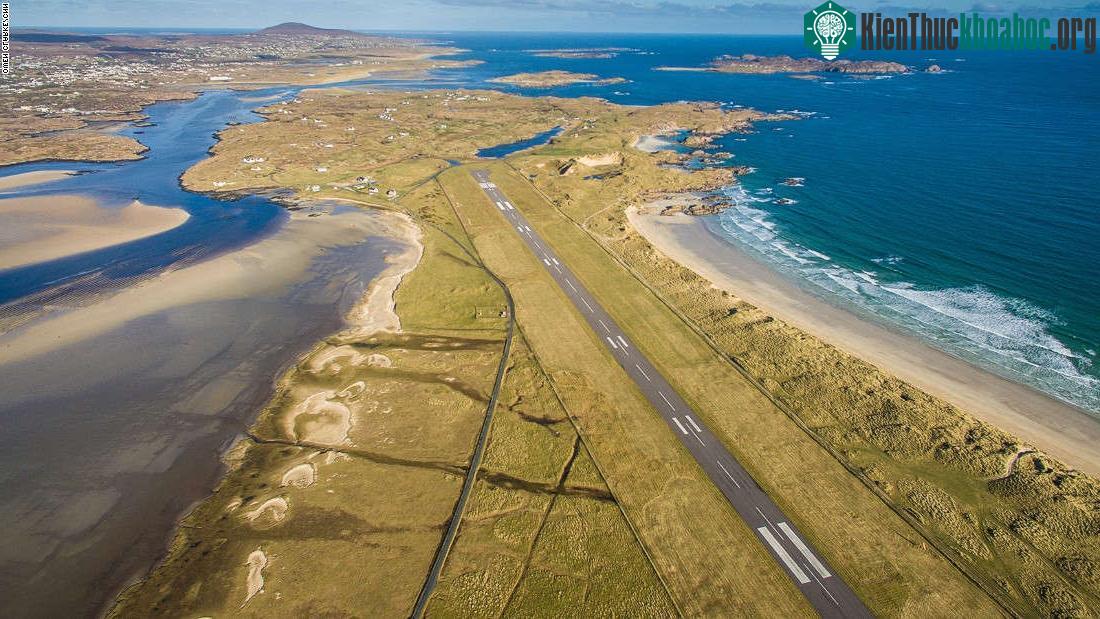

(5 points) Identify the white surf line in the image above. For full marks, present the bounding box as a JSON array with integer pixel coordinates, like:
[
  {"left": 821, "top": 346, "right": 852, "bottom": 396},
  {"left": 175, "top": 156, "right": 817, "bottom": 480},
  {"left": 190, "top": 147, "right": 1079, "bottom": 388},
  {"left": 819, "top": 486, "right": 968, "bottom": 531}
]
[
  {"left": 658, "top": 391, "right": 676, "bottom": 411},
  {"left": 778, "top": 522, "right": 831, "bottom": 579},
  {"left": 685, "top": 415, "right": 702, "bottom": 433},
  {"left": 616, "top": 335, "right": 629, "bottom": 349},
  {"left": 757, "top": 527, "right": 811, "bottom": 584},
  {"left": 635, "top": 363, "right": 651, "bottom": 381},
  {"left": 672, "top": 417, "right": 689, "bottom": 435},
  {"left": 598, "top": 319, "right": 610, "bottom": 333},
  {"left": 716, "top": 460, "right": 742, "bottom": 488},
  {"left": 606, "top": 336, "right": 619, "bottom": 349}
]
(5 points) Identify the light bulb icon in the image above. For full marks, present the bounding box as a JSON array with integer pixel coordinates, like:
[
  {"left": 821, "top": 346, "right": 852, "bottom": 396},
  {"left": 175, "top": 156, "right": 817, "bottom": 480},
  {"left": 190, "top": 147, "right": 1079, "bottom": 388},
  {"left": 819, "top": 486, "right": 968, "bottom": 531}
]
[{"left": 812, "top": 7, "right": 846, "bottom": 59}]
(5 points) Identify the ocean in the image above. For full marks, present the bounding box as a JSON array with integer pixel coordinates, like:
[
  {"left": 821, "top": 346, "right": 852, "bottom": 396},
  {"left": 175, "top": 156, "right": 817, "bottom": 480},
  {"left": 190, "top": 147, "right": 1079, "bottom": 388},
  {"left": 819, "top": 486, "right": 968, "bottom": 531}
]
[{"left": 416, "top": 32, "right": 1100, "bottom": 414}]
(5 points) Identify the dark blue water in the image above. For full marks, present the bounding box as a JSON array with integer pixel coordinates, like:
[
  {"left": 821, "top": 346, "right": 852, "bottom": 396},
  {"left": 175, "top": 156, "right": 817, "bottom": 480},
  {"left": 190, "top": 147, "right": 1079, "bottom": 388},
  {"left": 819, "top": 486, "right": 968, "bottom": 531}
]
[
  {"left": 0, "top": 90, "right": 294, "bottom": 307},
  {"left": 420, "top": 33, "right": 1100, "bottom": 412},
  {"left": 477, "top": 126, "right": 563, "bottom": 158}
]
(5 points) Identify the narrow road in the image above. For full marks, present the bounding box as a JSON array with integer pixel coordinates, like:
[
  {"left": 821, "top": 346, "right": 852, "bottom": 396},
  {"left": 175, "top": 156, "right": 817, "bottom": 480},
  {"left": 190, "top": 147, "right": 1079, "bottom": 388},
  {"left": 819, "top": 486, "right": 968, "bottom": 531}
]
[
  {"left": 472, "top": 170, "right": 871, "bottom": 618},
  {"left": 410, "top": 220, "right": 516, "bottom": 619}
]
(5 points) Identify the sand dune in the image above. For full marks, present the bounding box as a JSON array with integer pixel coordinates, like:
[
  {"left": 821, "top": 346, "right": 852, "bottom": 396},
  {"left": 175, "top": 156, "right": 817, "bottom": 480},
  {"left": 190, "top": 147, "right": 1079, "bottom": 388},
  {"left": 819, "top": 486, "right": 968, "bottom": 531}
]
[{"left": 0, "top": 194, "right": 190, "bottom": 270}]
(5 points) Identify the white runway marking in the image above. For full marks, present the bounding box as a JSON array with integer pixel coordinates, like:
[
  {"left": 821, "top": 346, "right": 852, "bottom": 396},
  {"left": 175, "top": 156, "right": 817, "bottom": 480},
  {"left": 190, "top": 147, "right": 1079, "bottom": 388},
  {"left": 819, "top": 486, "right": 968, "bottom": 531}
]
[
  {"left": 672, "top": 418, "right": 689, "bottom": 435},
  {"left": 566, "top": 280, "right": 577, "bottom": 292},
  {"left": 635, "top": 363, "right": 651, "bottom": 381},
  {"left": 598, "top": 319, "right": 610, "bottom": 333},
  {"left": 617, "top": 335, "right": 628, "bottom": 349},
  {"left": 551, "top": 257, "right": 559, "bottom": 265},
  {"left": 606, "top": 336, "right": 618, "bottom": 349},
  {"left": 543, "top": 258, "right": 550, "bottom": 266},
  {"left": 778, "top": 522, "right": 831, "bottom": 579},
  {"left": 758, "top": 527, "right": 811, "bottom": 584},
  {"left": 581, "top": 298, "right": 593, "bottom": 312},
  {"left": 716, "top": 461, "right": 742, "bottom": 488},
  {"left": 658, "top": 391, "right": 676, "bottom": 411},
  {"left": 686, "top": 415, "right": 702, "bottom": 433}
]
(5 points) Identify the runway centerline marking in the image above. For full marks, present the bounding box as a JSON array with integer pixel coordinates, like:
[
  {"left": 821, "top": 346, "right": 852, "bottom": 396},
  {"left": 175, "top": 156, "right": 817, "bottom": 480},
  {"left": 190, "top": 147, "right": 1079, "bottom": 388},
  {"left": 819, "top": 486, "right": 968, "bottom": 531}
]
[
  {"left": 635, "top": 363, "right": 651, "bottom": 381},
  {"left": 716, "top": 461, "right": 742, "bottom": 488},
  {"left": 658, "top": 391, "right": 676, "bottom": 411}
]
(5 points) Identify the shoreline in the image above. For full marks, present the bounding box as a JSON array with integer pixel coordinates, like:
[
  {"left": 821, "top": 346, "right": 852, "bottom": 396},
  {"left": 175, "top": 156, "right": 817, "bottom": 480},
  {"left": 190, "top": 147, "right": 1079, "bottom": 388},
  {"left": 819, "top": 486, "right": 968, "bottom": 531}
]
[{"left": 628, "top": 207, "right": 1100, "bottom": 475}]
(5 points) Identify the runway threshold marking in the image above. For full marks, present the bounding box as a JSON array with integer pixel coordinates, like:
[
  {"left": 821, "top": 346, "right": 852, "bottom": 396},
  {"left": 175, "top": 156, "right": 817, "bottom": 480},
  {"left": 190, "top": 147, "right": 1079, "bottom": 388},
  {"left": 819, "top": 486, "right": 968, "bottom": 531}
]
[
  {"left": 616, "top": 335, "right": 629, "bottom": 348},
  {"left": 685, "top": 415, "right": 702, "bottom": 433},
  {"left": 672, "top": 418, "right": 689, "bottom": 435},
  {"left": 758, "top": 527, "right": 811, "bottom": 584},
  {"left": 778, "top": 522, "right": 832, "bottom": 579},
  {"left": 606, "top": 336, "right": 618, "bottom": 349}
]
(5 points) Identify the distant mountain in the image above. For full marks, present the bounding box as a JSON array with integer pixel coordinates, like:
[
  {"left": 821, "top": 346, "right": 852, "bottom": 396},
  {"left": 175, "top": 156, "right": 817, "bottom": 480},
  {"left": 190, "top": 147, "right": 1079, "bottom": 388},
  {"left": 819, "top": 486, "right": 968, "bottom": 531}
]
[{"left": 255, "top": 22, "right": 364, "bottom": 37}]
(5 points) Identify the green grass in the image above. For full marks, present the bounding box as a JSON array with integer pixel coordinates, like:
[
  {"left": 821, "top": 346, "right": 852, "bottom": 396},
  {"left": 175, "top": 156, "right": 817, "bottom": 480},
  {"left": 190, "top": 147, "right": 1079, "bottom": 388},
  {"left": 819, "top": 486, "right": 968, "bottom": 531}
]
[{"left": 437, "top": 164, "right": 815, "bottom": 617}]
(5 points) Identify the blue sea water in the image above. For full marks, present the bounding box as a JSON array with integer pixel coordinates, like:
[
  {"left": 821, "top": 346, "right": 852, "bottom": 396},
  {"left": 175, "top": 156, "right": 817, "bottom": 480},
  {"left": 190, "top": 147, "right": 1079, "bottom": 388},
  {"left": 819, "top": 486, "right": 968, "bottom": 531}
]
[{"left": 421, "top": 33, "right": 1100, "bottom": 413}]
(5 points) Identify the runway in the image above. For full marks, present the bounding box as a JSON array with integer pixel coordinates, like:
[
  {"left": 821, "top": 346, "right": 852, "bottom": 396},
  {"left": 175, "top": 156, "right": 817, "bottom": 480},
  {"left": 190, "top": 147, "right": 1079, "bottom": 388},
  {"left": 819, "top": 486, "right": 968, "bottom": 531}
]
[{"left": 472, "top": 169, "right": 871, "bottom": 617}]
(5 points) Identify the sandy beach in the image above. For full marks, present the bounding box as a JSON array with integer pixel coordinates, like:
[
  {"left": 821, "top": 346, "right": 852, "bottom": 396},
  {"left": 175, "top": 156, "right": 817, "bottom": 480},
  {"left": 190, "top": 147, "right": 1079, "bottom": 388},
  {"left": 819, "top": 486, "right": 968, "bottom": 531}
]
[
  {"left": 0, "top": 194, "right": 190, "bottom": 271},
  {"left": 629, "top": 207, "right": 1100, "bottom": 475}
]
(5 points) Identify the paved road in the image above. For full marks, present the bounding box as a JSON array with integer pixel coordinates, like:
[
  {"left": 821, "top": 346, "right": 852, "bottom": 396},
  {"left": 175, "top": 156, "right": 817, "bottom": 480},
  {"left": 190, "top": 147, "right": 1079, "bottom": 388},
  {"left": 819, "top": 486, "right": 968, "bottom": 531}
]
[{"left": 472, "top": 170, "right": 871, "bottom": 618}]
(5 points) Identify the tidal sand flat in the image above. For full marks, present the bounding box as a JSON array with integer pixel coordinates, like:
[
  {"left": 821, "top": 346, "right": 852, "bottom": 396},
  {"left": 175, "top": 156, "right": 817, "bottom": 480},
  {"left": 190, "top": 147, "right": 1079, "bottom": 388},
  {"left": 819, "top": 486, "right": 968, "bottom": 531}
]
[
  {"left": 0, "top": 204, "right": 415, "bottom": 618},
  {"left": 0, "top": 170, "right": 76, "bottom": 191},
  {"left": 629, "top": 207, "right": 1100, "bottom": 474},
  {"left": 0, "top": 195, "right": 190, "bottom": 271}
]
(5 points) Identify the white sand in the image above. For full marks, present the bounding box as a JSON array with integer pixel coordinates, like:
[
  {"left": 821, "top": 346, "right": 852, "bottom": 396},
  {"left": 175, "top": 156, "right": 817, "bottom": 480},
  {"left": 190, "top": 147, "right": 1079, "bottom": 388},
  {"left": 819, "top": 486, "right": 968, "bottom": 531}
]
[
  {"left": 242, "top": 548, "right": 268, "bottom": 606},
  {"left": 0, "top": 195, "right": 190, "bottom": 271},
  {"left": 628, "top": 207, "right": 1100, "bottom": 475},
  {"left": 280, "top": 463, "right": 316, "bottom": 488},
  {"left": 346, "top": 212, "right": 423, "bottom": 335},
  {"left": 246, "top": 497, "right": 288, "bottom": 524}
]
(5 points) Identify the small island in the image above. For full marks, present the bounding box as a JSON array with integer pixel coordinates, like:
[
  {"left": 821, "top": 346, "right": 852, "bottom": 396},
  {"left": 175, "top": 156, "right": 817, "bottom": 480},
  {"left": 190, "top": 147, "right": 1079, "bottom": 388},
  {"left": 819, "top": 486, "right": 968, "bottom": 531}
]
[
  {"left": 527, "top": 47, "right": 638, "bottom": 59},
  {"left": 488, "top": 70, "right": 628, "bottom": 88},
  {"left": 658, "top": 54, "right": 910, "bottom": 75}
]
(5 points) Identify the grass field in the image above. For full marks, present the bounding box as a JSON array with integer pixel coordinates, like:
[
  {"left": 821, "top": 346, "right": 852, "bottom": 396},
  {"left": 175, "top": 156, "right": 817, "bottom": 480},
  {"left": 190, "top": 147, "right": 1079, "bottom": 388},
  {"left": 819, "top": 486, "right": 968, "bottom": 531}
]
[{"left": 425, "top": 333, "right": 677, "bottom": 617}]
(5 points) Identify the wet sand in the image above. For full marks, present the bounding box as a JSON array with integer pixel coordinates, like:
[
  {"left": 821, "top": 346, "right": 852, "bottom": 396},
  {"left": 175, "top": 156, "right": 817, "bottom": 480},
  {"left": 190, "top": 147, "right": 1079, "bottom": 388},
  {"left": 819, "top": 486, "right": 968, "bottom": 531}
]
[
  {"left": 0, "top": 194, "right": 190, "bottom": 271},
  {"left": 628, "top": 207, "right": 1100, "bottom": 475},
  {"left": 0, "top": 204, "right": 418, "bottom": 618}
]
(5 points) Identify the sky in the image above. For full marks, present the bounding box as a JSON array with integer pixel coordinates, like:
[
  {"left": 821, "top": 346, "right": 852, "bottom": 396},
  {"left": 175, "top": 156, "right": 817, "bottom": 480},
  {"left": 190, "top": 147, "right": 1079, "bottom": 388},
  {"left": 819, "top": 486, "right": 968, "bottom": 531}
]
[{"left": 15, "top": 0, "right": 1094, "bottom": 33}]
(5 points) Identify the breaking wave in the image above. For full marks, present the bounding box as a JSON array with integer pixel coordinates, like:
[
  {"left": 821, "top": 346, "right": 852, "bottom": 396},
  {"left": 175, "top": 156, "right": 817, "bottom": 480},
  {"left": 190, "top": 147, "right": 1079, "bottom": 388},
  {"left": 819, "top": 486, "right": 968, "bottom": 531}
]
[{"left": 712, "top": 185, "right": 1100, "bottom": 412}]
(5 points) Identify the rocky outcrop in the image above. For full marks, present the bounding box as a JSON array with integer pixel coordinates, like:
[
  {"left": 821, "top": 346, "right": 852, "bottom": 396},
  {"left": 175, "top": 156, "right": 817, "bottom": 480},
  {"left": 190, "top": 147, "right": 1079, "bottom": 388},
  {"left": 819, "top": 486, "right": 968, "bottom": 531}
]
[{"left": 710, "top": 54, "right": 910, "bottom": 75}]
